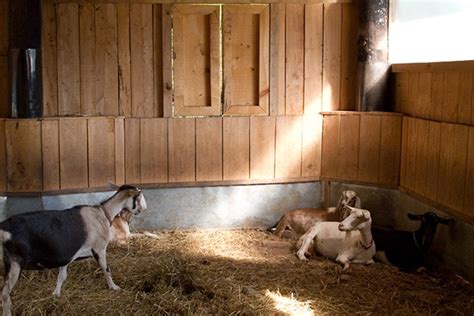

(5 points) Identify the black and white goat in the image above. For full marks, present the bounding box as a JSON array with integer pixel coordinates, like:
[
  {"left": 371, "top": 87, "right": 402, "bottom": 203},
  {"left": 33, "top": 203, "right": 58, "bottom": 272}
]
[
  {"left": 0, "top": 185, "right": 147, "bottom": 316},
  {"left": 372, "top": 212, "right": 454, "bottom": 272}
]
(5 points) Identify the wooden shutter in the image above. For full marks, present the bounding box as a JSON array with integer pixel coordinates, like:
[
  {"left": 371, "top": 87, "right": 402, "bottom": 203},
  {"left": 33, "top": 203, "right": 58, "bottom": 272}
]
[
  {"left": 173, "top": 5, "right": 220, "bottom": 116},
  {"left": 223, "top": 5, "right": 269, "bottom": 116}
]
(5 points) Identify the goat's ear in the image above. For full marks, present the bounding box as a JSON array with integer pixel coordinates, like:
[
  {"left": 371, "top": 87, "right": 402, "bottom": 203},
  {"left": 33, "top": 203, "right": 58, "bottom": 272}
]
[
  {"left": 108, "top": 182, "right": 120, "bottom": 190},
  {"left": 354, "top": 196, "right": 361, "bottom": 208},
  {"left": 407, "top": 213, "right": 422, "bottom": 221}
]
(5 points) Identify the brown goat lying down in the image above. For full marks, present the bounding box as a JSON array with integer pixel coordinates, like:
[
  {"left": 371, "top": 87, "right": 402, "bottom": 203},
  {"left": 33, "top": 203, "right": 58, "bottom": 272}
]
[
  {"left": 271, "top": 190, "right": 361, "bottom": 238},
  {"left": 109, "top": 210, "right": 158, "bottom": 244}
]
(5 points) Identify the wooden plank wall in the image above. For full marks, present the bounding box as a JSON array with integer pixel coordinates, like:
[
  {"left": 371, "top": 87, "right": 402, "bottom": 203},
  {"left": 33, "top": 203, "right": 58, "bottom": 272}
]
[
  {"left": 0, "top": 115, "right": 322, "bottom": 193},
  {"left": 392, "top": 62, "right": 474, "bottom": 126},
  {"left": 0, "top": 0, "right": 9, "bottom": 117},
  {"left": 12, "top": 1, "right": 358, "bottom": 118},
  {"left": 321, "top": 112, "right": 403, "bottom": 188}
]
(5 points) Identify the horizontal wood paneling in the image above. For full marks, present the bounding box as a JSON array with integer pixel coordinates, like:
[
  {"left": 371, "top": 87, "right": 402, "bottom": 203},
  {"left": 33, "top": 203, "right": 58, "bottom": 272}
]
[{"left": 321, "top": 112, "right": 402, "bottom": 188}]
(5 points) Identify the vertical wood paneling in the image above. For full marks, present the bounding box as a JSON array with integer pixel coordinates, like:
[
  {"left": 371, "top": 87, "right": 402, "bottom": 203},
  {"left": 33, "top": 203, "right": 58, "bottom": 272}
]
[
  {"left": 0, "top": 57, "right": 7, "bottom": 117},
  {"left": 131, "top": 4, "right": 154, "bottom": 117},
  {"left": 250, "top": 116, "right": 275, "bottom": 180},
  {"left": 458, "top": 72, "right": 472, "bottom": 125},
  {"left": 88, "top": 118, "right": 115, "bottom": 188},
  {"left": 6, "top": 121, "right": 42, "bottom": 192},
  {"left": 223, "top": 117, "right": 250, "bottom": 180},
  {"left": 59, "top": 119, "right": 88, "bottom": 189},
  {"left": 414, "top": 119, "right": 430, "bottom": 196},
  {"left": 464, "top": 127, "right": 474, "bottom": 214},
  {"left": 437, "top": 123, "right": 469, "bottom": 211},
  {"left": 424, "top": 121, "right": 441, "bottom": 200},
  {"left": 379, "top": 116, "right": 402, "bottom": 186},
  {"left": 162, "top": 4, "right": 173, "bottom": 117},
  {"left": 407, "top": 73, "right": 419, "bottom": 117},
  {"left": 114, "top": 118, "right": 125, "bottom": 185},
  {"left": 322, "top": 3, "right": 342, "bottom": 111},
  {"left": 196, "top": 118, "right": 223, "bottom": 182},
  {"left": 302, "top": 115, "right": 322, "bottom": 177},
  {"left": 42, "top": 0, "right": 58, "bottom": 117},
  {"left": 304, "top": 4, "right": 323, "bottom": 115},
  {"left": 0, "top": 120, "right": 6, "bottom": 191},
  {"left": 154, "top": 4, "right": 164, "bottom": 117},
  {"left": 140, "top": 118, "right": 168, "bottom": 183},
  {"left": 430, "top": 73, "right": 444, "bottom": 121},
  {"left": 117, "top": 4, "right": 132, "bottom": 117},
  {"left": 124, "top": 118, "right": 141, "bottom": 184},
  {"left": 340, "top": 2, "right": 358, "bottom": 110},
  {"left": 442, "top": 72, "right": 460, "bottom": 123},
  {"left": 394, "top": 73, "right": 410, "bottom": 114},
  {"left": 337, "top": 115, "right": 359, "bottom": 180},
  {"left": 42, "top": 120, "right": 60, "bottom": 191},
  {"left": 57, "top": 3, "right": 81, "bottom": 115},
  {"left": 285, "top": 4, "right": 304, "bottom": 115},
  {"left": 270, "top": 3, "right": 286, "bottom": 116},
  {"left": 275, "top": 116, "right": 302, "bottom": 178},
  {"left": 404, "top": 117, "right": 417, "bottom": 191},
  {"left": 321, "top": 115, "right": 339, "bottom": 178},
  {"left": 168, "top": 119, "right": 196, "bottom": 182},
  {"left": 95, "top": 3, "right": 118, "bottom": 116},
  {"left": 79, "top": 3, "right": 96, "bottom": 115},
  {"left": 358, "top": 115, "right": 381, "bottom": 183},
  {"left": 0, "top": 0, "right": 8, "bottom": 56},
  {"left": 399, "top": 117, "right": 409, "bottom": 187},
  {"left": 417, "top": 73, "right": 432, "bottom": 119}
]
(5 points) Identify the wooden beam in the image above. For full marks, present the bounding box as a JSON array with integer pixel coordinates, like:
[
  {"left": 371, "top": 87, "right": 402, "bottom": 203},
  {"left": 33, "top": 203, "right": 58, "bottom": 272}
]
[
  {"left": 54, "top": 0, "right": 353, "bottom": 4},
  {"left": 392, "top": 60, "right": 474, "bottom": 73}
]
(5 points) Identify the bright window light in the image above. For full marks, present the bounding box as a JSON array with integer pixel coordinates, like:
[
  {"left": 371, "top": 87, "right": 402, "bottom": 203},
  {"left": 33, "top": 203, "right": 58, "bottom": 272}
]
[{"left": 389, "top": 0, "right": 474, "bottom": 63}]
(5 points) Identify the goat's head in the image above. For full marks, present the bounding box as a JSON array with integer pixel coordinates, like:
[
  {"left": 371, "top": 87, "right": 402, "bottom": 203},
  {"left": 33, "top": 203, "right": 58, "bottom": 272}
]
[
  {"left": 119, "top": 185, "right": 148, "bottom": 215},
  {"left": 407, "top": 212, "right": 454, "bottom": 251},
  {"left": 338, "top": 206, "right": 372, "bottom": 232},
  {"left": 336, "top": 190, "right": 361, "bottom": 220}
]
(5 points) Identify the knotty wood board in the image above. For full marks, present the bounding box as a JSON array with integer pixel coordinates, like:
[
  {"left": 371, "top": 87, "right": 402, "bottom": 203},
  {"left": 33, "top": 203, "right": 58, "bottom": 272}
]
[
  {"left": 321, "top": 114, "right": 339, "bottom": 178},
  {"left": 118, "top": 4, "right": 132, "bottom": 117},
  {"left": 337, "top": 114, "right": 359, "bottom": 180},
  {"left": 79, "top": 3, "right": 96, "bottom": 115},
  {"left": 322, "top": 3, "right": 341, "bottom": 111},
  {"left": 168, "top": 118, "right": 196, "bottom": 182},
  {"left": 88, "top": 118, "right": 116, "bottom": 188},
  {"left": 42, "top": 0, "right": 59, "bottom": 117},
  {"left": 140, "top": 118, "right": 168, "bottom": 183},
  {"left": 59, "top": 118, "right": 88, "bottom": 189},
  {"left": 275, "top": 116, "right": 302, "bottom": 178},
  {"left": 114, "top": 118, "right": 125, "bottom": 185},
  {"left": 269, "top": 3, "right": 286, "bottom": 116},
  {"left": 124, "top": 118, "right": 141, "bottom": 184},
  {"left": 250, "top": 116, "right": 275, "bottom": 180},
  {"left": 223, "top": 117, "right": 250, "bottom": 180},
  {"left": 441, "top": 72, "right": 459, "bottom": 123},
  {"left": 6, "top": 120, "right": 43, "bottom": 192},
  {"left": 378, "top": 115, "right": 402, "bottom": 186},
  {"left": 358, "top": 115, "right": 381, "bottom": 184},
  {"left": 42, "top": 120, "right": 60, "bottom": 191},
  {"left": 340, "top": 1, "right": 358, "bottom": 110},
  {"left": 196, "top": 117, "right": 223, "bottom": 181}
]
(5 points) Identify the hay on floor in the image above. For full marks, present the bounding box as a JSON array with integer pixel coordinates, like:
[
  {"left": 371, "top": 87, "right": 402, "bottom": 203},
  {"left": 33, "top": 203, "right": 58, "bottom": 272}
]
[{"left": 8, "top": 229, "right": 474, "bottom": 315}]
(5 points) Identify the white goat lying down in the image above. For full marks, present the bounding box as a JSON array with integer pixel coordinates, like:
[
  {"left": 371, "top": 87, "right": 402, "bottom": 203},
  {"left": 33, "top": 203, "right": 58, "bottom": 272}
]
[
  {"left": 271, "top": 190, "right": 361, "bottom": 238},
  {"left": 297, "top": 205, "right": 375, "bottom": 271},
  {"left": 0, "top": 185, "right": 147, "bottom": 316},
  {"left": 109, "top": 209, "right": 158, "bottom": 244}
]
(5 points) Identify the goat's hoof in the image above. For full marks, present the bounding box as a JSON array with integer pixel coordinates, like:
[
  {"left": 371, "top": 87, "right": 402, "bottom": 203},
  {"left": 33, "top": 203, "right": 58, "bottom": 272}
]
[
  {"left": 297, "top": 253, "right": 308, "bottom": 261},
  {"left": 110, "top": 285, "right": 121, "bottom": 291},
  {"left": 52, "top": 291, "right": 61, "bottom": 298}
]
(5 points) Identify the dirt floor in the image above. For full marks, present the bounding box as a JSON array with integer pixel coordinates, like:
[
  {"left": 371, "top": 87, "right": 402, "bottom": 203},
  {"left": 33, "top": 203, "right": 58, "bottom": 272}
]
[{"left": 8, "top": 229, "right": 474, "bottom": 315}]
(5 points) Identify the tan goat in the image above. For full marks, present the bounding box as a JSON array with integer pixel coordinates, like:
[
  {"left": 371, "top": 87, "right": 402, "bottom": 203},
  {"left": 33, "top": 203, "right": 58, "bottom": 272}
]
[{"left": 109, "top": 209, "right": 158, "bottom": 244}]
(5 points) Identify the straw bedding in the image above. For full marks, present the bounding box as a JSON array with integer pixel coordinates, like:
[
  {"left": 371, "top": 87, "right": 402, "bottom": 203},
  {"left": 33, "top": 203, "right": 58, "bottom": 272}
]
[{"left": 9, "top": 229, "right": 474, "bottom": 315}]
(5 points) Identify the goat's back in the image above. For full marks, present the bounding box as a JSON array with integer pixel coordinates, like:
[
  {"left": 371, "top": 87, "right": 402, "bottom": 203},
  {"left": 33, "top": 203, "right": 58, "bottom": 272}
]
[{"left": 278, "top": 207, "right": 340, "bottom": 235}]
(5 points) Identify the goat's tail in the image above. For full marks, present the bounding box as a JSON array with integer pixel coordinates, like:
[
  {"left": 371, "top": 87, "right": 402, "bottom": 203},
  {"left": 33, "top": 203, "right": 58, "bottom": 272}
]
[{"left": 0, "top": 230, "right": 11, "bottom": 275}]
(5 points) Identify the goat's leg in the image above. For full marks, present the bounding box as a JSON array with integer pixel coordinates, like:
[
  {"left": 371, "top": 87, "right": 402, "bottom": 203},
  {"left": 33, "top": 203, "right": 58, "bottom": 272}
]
[
  {"left": 274, "top": 216, "right": 288, "bottom": 237},
  {"left": 92, "top": 249, "right": 120, "bottom": 291},
  {"left": 335, "top": 254, "right": 351, "bottom": 271},
  {"left": 296, "top": 226, "right": 319, "bottom": 261},
  {"left": 53, "top": 265, "right": 69, "bottom": 298},
  {"left": 2, "top": 261, "right": 21, "bottom": 316}
]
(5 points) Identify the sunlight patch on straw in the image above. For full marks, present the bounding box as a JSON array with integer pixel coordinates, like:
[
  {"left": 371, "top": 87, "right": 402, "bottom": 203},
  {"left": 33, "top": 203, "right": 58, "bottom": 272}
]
[{"left": 265, "top": 290, "right": 314, "bottom": 316}]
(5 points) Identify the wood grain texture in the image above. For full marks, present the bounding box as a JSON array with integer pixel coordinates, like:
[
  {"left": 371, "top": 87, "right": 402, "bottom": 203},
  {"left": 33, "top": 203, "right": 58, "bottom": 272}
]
[
  {"left": 404, "top": 117, "right": 417, "bottom": 191},
  {"left": 399, "top": 116, "right": 408, "bottom": 187},
  {"left": 42, "top": 0, "right": 59, "bottom": 117},
  {"left": 304, "top": 4, "right": 323, "bottom": 115},
  {"left": 321, "top": 114, "right": 339, "bottom": 178},
  {"left": 154, "top": 4, "right": 164, "bottom": 117},
  {"left": 424, "top": 121, "right": 441, "bottom": 200},
  {"left": 285, "top": 4, "right": 304, "bottom": 115},
  {"left": 302, "top": 115, "right": 322, "bottom": 177},
  {"left": 196, "top": 117, "right": 223, "bottom": 181},
  {"left": 6, "top": 120, "right": 42, "bottom": 192},
  {"left": 223, "top": 117, "right": 250, "bottom": 180},
  {"left": 168, "top": 118, "right": 196, "bottom": 182},
  {"left": 275, "top": 116, "right": 302, "bottom": 178},
  {"left": 57, "top": 3, "right": 81, "bottom": 115},
  {"left": 337, "top": 114, "right": 359, "bottom": 181},
  {"left": 340, "top": 1, "right": 358, "bottom": 110},
  {"left": 250, "top": 116, "right": 275, "bottom": 180},
  {"left": 322, "top": 3, "right": 342, "bottom": 111},
  {"left": 378, "top": 115, "right": 402, "bottom": 186},
  {"left": 406, "top": 73, "right": 419, "bottom": 117},
  {"left": 140, "top": 118, "right": 168, "bottom": 183},
  {"left": 114, "top": 118, "right": 125, "bottom": 185},
  {"left": 393, "top": 72, "right": 410, "bottom": 114},
  {"left": 269, "top": 3, "right": 286, "bottom": 116},
  {"left": 430, "top": 73, "right": 444, "bottom": 121},
  {"left": 0, "top": 120, "right": 6, "bottom": 191},
  {"left": 117, "top": 4, "right": 132, "bottom": 117},
  {"left": 131, "top": 4, "right": 154, "bottom": 117},
  {"left": 414, "top": 119, "right": 430, "bottom": 197},
  {"left": 94, "top": 3, "right": 118, "bottom": 116},
  {"left": 457, "top": 72, "right": 472, "bottom": 125},
  {"left": 416, "top": 72, "right": 432, "bottom": 119},
  {"left": 162, "top": 4, "right": 173, "bottom": 117},
  {"left": 442, "top": 72, "right": 459, "bottom": 123},
  {"left": 0, "top": 57, "right": 7, "bottom": 117},
  {"left": 88, "top": 118, "right": 116, "bottom": 188},
  {"left": 42, "top": 120, "right": 60, "bottom": 191},
  {"left": 124, "top": 118, "right": 141, "bottom": 184},
  {"left": 464, "top": 127, "right": 474, "bottom": 214},
  {"left": 0, "top": 0, "right": 8, "bottom": 56},
  {"left": 79, "top": 3, "right": 96, "bottom": 115},
  {"left": 358, "top": 115, "right": 381, "bottom": 183},
  {"left": 59, "top": 119, "right": 88, "bottom": 189}
]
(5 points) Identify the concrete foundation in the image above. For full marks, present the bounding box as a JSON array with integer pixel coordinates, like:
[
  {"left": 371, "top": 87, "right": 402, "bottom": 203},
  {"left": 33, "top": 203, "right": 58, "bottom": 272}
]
[{"left": 0, "top": 181, "right": 473, "bottom": 281}]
